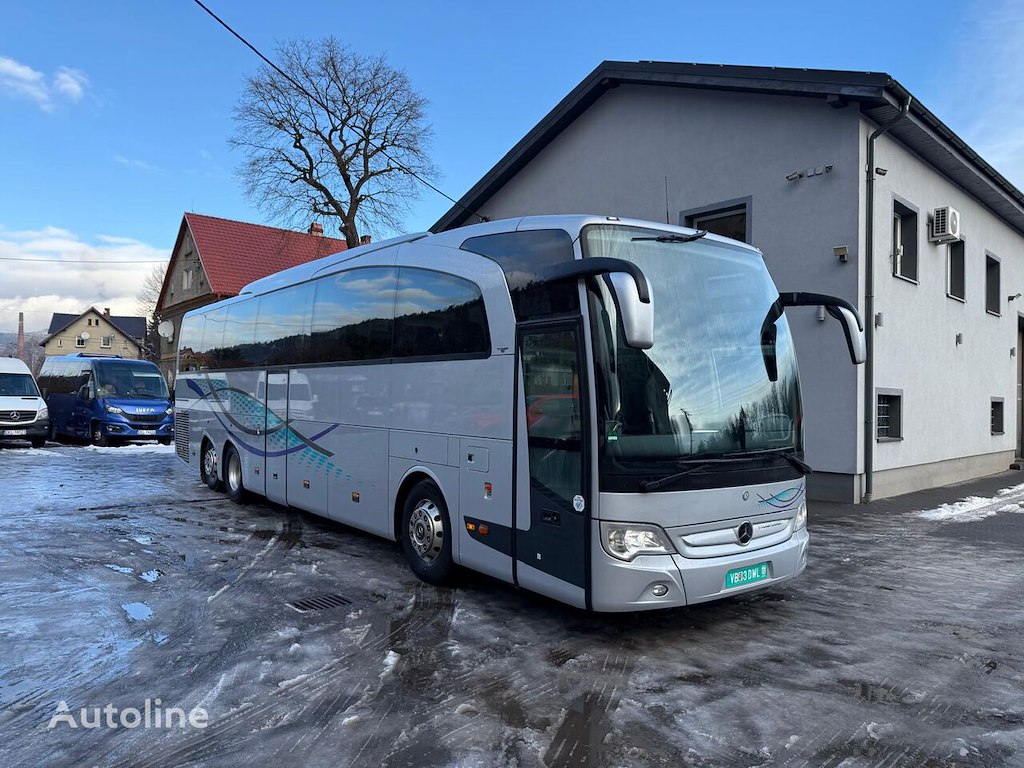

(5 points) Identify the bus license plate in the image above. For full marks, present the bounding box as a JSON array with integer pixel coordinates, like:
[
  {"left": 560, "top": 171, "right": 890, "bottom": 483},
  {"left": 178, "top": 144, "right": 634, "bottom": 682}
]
[
  {"left": 2, "top": 429, "right": 28, "bottom": 436},
  {"left": 137, "top": 430, "right": 156, "bottom": 436},
  {"left": 725, "top": 562, "right": 770, "bottom": 589}
]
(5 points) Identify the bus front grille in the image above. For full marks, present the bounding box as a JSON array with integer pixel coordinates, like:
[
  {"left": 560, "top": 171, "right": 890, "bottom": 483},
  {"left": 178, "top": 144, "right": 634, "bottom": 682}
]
[{"left": 175, "top": 411, "right": 190, "bottom": 462}]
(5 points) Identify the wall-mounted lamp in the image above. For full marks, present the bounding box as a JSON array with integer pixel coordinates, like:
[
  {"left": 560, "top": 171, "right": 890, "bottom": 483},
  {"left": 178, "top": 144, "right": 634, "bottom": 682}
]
[
  {"left": 833, "top": 245, "right": 850, "bottom": 263},
  {"left": 956, "top": 333, "right": 964, "bottom": 346},
  {"left": 817, "top": 305, "right": 826, "bottom": 322},
  {"left": 786, "top": 171, "right": 803, "bottom": 182},
  {"left": 874, "top": 312, "right": 884, "bottom": 328},
  {"left": 1008, "top": 293, "right": 1021, "bottom": 302},
  {"left": 875, "top": 167, "right": 888, "bottom": 176}
]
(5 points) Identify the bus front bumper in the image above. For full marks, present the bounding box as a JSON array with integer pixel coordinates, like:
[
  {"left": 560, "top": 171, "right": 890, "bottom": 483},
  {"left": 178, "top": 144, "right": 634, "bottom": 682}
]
[{"left": 589, "top": 528, "right": 809, "bottom": 612}]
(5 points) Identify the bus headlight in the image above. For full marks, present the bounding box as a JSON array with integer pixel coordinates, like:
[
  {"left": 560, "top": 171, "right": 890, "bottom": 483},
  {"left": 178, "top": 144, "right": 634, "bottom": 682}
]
[
  {"left": 600, "top": 522, "right": 675, "bottom": 561},
  {"left": 106, "top": 405, "right": 124, "bottom": 414},
  {"left": 793, "top": 502, "right": 807, "bottom": 531}
]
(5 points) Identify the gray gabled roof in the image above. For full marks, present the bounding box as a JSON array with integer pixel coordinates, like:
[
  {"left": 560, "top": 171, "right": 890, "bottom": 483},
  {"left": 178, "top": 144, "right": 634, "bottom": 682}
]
[
  {"left": 42, "top": 308, "right": 146, "bottom": 346},
  {"left": 432, "top": 61, "right": 1024, "bottom": 236}
]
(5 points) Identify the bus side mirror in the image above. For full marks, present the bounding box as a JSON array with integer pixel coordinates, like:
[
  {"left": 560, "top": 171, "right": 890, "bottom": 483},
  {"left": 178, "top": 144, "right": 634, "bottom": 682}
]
[
  {"left": 607, "top": 272, "right": 654, "bottom": 350},
  {"left": 538, "top": 256, "right": 655, "bottom": 350},
  {"left": 776, "top": 291, "right": 866, "bottom": 365}
]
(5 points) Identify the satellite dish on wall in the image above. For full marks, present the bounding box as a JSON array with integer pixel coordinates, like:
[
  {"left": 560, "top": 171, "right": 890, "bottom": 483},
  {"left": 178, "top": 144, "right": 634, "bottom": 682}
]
[
  {"left": 158, "top": 321, "right": 174, "bottom": 340},
  {"left": 80, "top": 332, "right": 90, "bottom": 341}
]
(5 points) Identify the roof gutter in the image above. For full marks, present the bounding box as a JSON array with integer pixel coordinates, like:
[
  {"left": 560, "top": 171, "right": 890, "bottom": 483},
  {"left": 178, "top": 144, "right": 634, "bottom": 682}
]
[{"left": 862, "top": 94, "right": 911, "bottom": 503}]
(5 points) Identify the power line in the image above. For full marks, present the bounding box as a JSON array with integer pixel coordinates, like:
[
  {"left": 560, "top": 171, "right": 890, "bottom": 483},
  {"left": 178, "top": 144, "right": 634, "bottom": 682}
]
[
  {"left": 0, "top": 256, "right": 167, "bottom": 264},
  {"left": 190, "top": 0, "right": 486, "bottom": 225}
]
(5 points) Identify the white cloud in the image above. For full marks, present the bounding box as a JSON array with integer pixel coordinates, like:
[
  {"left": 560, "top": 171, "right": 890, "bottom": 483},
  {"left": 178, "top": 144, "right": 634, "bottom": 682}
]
[
  {"left": 114, "top": 154, "right": 160, "bottom": 172},
  {"left": 0, "top": 226, "right": 168, "bottom": 333},
  {"left": 0, "top": 55, "right": 89, "bottom": 111}
]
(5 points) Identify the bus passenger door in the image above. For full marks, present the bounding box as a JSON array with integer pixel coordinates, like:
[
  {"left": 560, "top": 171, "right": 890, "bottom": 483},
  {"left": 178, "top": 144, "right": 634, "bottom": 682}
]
[
  {"left": 515, "top": 324, "right": 589, "bottom": 609},
  {"left": 263, "top": 372, "right": 288, "bottom": 505}
]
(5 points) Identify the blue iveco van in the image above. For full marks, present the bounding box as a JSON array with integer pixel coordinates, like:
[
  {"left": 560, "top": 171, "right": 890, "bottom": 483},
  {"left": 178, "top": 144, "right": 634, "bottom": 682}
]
[{"left": 38, "top": 354, "right": 173, "bottom": 446}]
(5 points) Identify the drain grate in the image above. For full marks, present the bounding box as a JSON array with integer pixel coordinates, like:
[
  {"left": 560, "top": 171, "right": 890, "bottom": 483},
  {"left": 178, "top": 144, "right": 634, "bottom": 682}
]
[{"left": 287, "top": 593, "right": 353, "bottom": 613}]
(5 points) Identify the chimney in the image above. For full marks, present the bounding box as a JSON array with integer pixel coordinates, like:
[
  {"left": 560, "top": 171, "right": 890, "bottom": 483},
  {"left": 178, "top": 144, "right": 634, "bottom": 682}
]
[
  {"left": 17, "top": 312, "right": 24, "bottom": 361},
  {"left": 360, "top": 235, "right": 372, "bottom": 245},
  {"left": 308, "top": 222, "right": 324, "bottom": 236},
  {"left": 104, "top": 307, "right": 111, "bottom": 317}
]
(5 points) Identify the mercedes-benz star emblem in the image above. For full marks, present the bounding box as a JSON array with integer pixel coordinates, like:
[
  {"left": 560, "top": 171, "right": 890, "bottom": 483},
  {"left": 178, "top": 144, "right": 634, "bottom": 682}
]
[
  {"left": 9, "top": 412, "right": 19, "bottom": 421},
  {"left": 737, "top": 521, "right": 754, "bottom": 545}
]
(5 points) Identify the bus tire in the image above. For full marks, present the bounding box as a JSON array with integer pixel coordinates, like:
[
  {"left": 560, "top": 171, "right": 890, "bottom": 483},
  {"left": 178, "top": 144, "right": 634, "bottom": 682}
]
[
  {"left": 200, "top": 439, "right": 222, "bottom": 491},
  {"left": 400, "top": 480, "right": 455, "bottom": 586},
  {"left": 223, "top": 444, "right": 248, "bottom": 504}
]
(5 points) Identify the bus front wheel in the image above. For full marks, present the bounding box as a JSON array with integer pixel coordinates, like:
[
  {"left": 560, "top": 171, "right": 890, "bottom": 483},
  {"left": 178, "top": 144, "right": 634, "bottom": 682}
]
[
  {"left": 224, "top": 444, "right": 248, "bottom": 504},
  {"left": 200, "top": 440, "right": 222, "bottom": 491},
  {"left": 400, "top": 480, "right": 455, "bottom": 586}
]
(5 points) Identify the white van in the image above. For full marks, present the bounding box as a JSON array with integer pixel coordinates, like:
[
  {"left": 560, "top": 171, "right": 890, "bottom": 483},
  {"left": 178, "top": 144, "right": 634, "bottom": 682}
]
[{"left": 0, "top": 357, "right": 49, "bottom": 448}]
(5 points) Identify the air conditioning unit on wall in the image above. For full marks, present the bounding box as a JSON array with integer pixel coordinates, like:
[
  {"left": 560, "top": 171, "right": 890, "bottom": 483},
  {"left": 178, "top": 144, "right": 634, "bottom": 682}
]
[{"left": 930, "top": 206, "right": 961, "bottom": 243}]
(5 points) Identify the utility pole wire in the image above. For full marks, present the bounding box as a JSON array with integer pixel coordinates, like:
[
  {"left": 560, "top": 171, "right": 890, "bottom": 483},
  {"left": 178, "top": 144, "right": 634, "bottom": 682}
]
[{"left": 191, "top": 0, "right": 485, "bottom": 224}]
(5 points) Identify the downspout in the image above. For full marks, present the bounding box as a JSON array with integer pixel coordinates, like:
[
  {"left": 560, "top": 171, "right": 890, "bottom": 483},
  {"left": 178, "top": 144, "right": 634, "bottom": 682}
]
[{"left": 863, "top": 95, "right": 911, "bottom": 502}]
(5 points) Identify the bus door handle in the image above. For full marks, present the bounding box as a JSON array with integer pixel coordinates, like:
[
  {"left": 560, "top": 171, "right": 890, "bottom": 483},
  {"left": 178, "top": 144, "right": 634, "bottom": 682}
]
[{"left": 542, "top": 509, "right": 561, "bottom": 526}]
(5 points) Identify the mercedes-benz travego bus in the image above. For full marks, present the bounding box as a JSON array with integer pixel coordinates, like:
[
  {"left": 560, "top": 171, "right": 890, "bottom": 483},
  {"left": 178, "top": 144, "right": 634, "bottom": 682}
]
[{"left": 175, "top": 215, "right": 864, "bottom": 611}]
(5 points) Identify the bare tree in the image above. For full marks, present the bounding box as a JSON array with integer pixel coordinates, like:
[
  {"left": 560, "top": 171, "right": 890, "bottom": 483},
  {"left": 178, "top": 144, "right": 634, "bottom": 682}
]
[
  {"left": 136, "top": 263, "right": 167, "bottom": 362},
  {"left": 230, "top": 38, "right": 437, "bottom": 248}
]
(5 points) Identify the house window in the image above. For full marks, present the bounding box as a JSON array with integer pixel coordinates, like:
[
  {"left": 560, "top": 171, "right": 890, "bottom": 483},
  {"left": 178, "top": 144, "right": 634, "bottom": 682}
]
[
  {"left": 75, "top": 337, "right": 86, "bottom": 348},
  {"left": 58, "top": 339, "right": 63, "bottom": 347},
  {"left": 986, "top": 254, "right": 1000, "bottom": 315},
  {"left": 877, "top": 390, "right": 903, "bottom": 440},
  {"left": 183, "top": 269, "right": 194, "bottom": 291},
  {"left": 683, "top": 199, "right": 750, "bottom": 243},
  {"left": 991, "top": 399, "right": 1005, "bottom": 435},
  {"left": 101, "top": 335, "right": 113, "bottom": 348},
  {"left": 947, "top": 241, "right": 965, "bottom": 301},
  {"left": 892, "top": 200, "right": 918, "bottom": 282}
]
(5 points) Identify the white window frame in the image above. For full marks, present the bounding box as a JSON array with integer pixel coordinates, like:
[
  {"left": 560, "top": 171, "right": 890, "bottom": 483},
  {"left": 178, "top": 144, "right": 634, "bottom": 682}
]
[{"left": 75, "top": 337, "right": 86, "bottom": 348}]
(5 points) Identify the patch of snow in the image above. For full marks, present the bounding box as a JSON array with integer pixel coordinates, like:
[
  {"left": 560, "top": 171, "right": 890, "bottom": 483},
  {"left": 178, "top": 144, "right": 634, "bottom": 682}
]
[
  {"left": 288, "top": 643, "right": 301, "bottom": 654},
  {"left": 3, "top": 448, "right": 65, "bottom": 457},
  {"left": 341, "top": 714, "right": 360, "bottom": 727},
  {"left": 455, "top": 702, "right": 479, "bottom": 716},
  {"left": 132, "top": 535, "right": 153, "bottom": 545},
  {"left": 784, "top": 735, "right": 800, "bottom": 750},
  {"left": 276, "top": 627, "right": 300, "bottom": 640},
  {"left": 82, "top": 443, "right": 175, "bottom": 454},
  {"left": 104, "top": 563, "right": 134, "bottom": 575},
  {"left": 121, "top": 602, "right": 152, "bottom": 622},
  {"left": 379, "top": 650, "right": 400, "bottom": 680},
  {"left": 917, "top": 494, "right": 1024, "bottom": 523},
  {"left": 277, "top": 673, "right": 309, "bottom": 690},
  {"left": 207, "top": 584, "right": 230, "bottom": 603},
  {"left": 140, "top": 569, "right": 160, "bottom": 583}
]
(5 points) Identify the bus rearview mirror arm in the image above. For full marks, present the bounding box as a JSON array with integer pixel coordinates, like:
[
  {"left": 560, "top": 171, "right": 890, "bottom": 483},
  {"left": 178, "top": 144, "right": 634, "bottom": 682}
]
[
  {"left": 539, "top": 257, "right": 654, "bottom": 349},
  {"left": 776, "top": 291, "right": 867, "bottom": 365}
]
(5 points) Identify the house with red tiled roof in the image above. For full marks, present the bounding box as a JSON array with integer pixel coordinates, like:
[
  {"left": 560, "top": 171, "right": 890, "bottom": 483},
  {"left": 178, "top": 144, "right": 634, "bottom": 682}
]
[{"left": 156, "top": 213, "right": 348, "bottom": 385}]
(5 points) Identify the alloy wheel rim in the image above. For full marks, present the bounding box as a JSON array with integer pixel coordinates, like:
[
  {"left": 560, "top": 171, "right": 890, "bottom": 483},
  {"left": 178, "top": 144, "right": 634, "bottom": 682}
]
[
  {"left": 228, "top": 453, "right": 241, "bottom": 492},
  {"left": 203, "top": 447, "right": 217, "bottom": 480},
  {"left": 408, "top": 500, "right": 443, "bottom": 563}
]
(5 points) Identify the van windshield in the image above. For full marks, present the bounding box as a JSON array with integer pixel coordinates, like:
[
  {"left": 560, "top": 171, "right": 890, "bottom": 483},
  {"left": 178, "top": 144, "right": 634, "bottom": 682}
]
[
  {"left": 0, "top": 373, "right": 40, "bottom": 397},
  {"left": 94, "top": 363, "right": 169, "bottom": 399}
]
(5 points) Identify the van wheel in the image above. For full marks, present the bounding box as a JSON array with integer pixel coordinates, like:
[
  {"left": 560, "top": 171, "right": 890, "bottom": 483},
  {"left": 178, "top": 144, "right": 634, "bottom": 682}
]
[
  {"left": 400, "top": 480, "right": 455, "bottom": 585},
  {"left": 200, "top": 440, "right": 222, "bottom": 491},
  {"left": 30, "top": 437, "right": 45, "bottom": 449},
  {"left": 91, "top": 423, "right": 110, "bottom": 448},
  {"left": 224, "top": 444, "right": 248, "bottom": 504}
]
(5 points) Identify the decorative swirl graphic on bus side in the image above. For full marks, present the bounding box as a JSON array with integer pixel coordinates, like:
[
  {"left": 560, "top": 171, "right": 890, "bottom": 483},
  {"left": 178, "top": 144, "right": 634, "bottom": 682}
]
[{"left": 757, "top": 485, "right": 804, "bottom": 510}]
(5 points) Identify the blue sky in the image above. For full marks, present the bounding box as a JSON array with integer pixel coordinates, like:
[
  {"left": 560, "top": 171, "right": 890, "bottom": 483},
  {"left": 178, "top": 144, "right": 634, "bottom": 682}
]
[{"left": 1, "top": 0, "right": 1021, "bottom": 332}]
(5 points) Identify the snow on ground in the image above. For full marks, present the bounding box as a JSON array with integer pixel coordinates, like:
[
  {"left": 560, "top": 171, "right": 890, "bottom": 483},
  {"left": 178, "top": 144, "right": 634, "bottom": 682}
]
[{"left": 917, "top": 482, "right": 1024, "bottom": 522}]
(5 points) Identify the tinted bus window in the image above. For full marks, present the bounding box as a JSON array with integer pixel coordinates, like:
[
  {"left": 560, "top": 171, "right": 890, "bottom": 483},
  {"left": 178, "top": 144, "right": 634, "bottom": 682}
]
[
  {"left": 311, "top": 267, "right": 396, "bottom": 363},
  {"left": 219, "top": 299, "right": 259, "bottom": 369},
  {"left": 191, "top": 309, "right": 227, "bottom": 370},
  {"left": 460, "top": 229, "right": 578, "bottom": 320},
  {"left": 254, "top": 282, "right": 315, "bottom": 367},
  {"left": 178, "top": 314, "right": 205, "bottom": 372},
  {"left": 393, "top": 268, "right": 489, "bottom": 358}
]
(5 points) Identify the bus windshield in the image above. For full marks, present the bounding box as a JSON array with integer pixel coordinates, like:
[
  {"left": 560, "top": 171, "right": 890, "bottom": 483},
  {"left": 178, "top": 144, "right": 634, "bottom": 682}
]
[
  {"left": 583, "top": 224, "right": 802, "bottom": 484},
  {"left": 95, "top": 363, "right": 170, "bottom": 399}
]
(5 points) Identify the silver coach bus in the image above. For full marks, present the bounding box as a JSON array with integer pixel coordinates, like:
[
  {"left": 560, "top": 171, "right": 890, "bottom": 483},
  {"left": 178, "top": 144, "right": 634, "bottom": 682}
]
[{"left": 175, "top": 215, "right": 864, "bottom": 611}]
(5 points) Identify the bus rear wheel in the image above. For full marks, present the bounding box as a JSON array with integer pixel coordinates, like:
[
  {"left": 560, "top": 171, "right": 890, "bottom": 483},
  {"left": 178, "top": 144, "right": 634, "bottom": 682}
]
[
  {"left": 224, "top": 444, "right": 248, "bottom": 504},
  {"left": 400, "top": 480, "right": 455, "bottom": 585},
  {"left": 200, "top": 440, "right": 222, "bottom": 491}
]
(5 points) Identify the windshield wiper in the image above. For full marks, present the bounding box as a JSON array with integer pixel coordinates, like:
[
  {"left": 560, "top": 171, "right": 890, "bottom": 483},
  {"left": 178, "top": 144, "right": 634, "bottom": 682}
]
[
  {"left": 723, "top": 448, "right": 812, "bottom": 475},
  {"left": 639, "top": 457, "right": 733, "bottom": 492},
  {"left": 630, "top": 231, "right": 707, "bottom": 243}
]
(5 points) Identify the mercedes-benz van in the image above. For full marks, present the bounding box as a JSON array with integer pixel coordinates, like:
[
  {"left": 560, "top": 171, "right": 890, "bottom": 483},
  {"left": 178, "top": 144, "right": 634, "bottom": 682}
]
[{"left": 0, "top": 357, "right": 49, "bottom": 448}]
